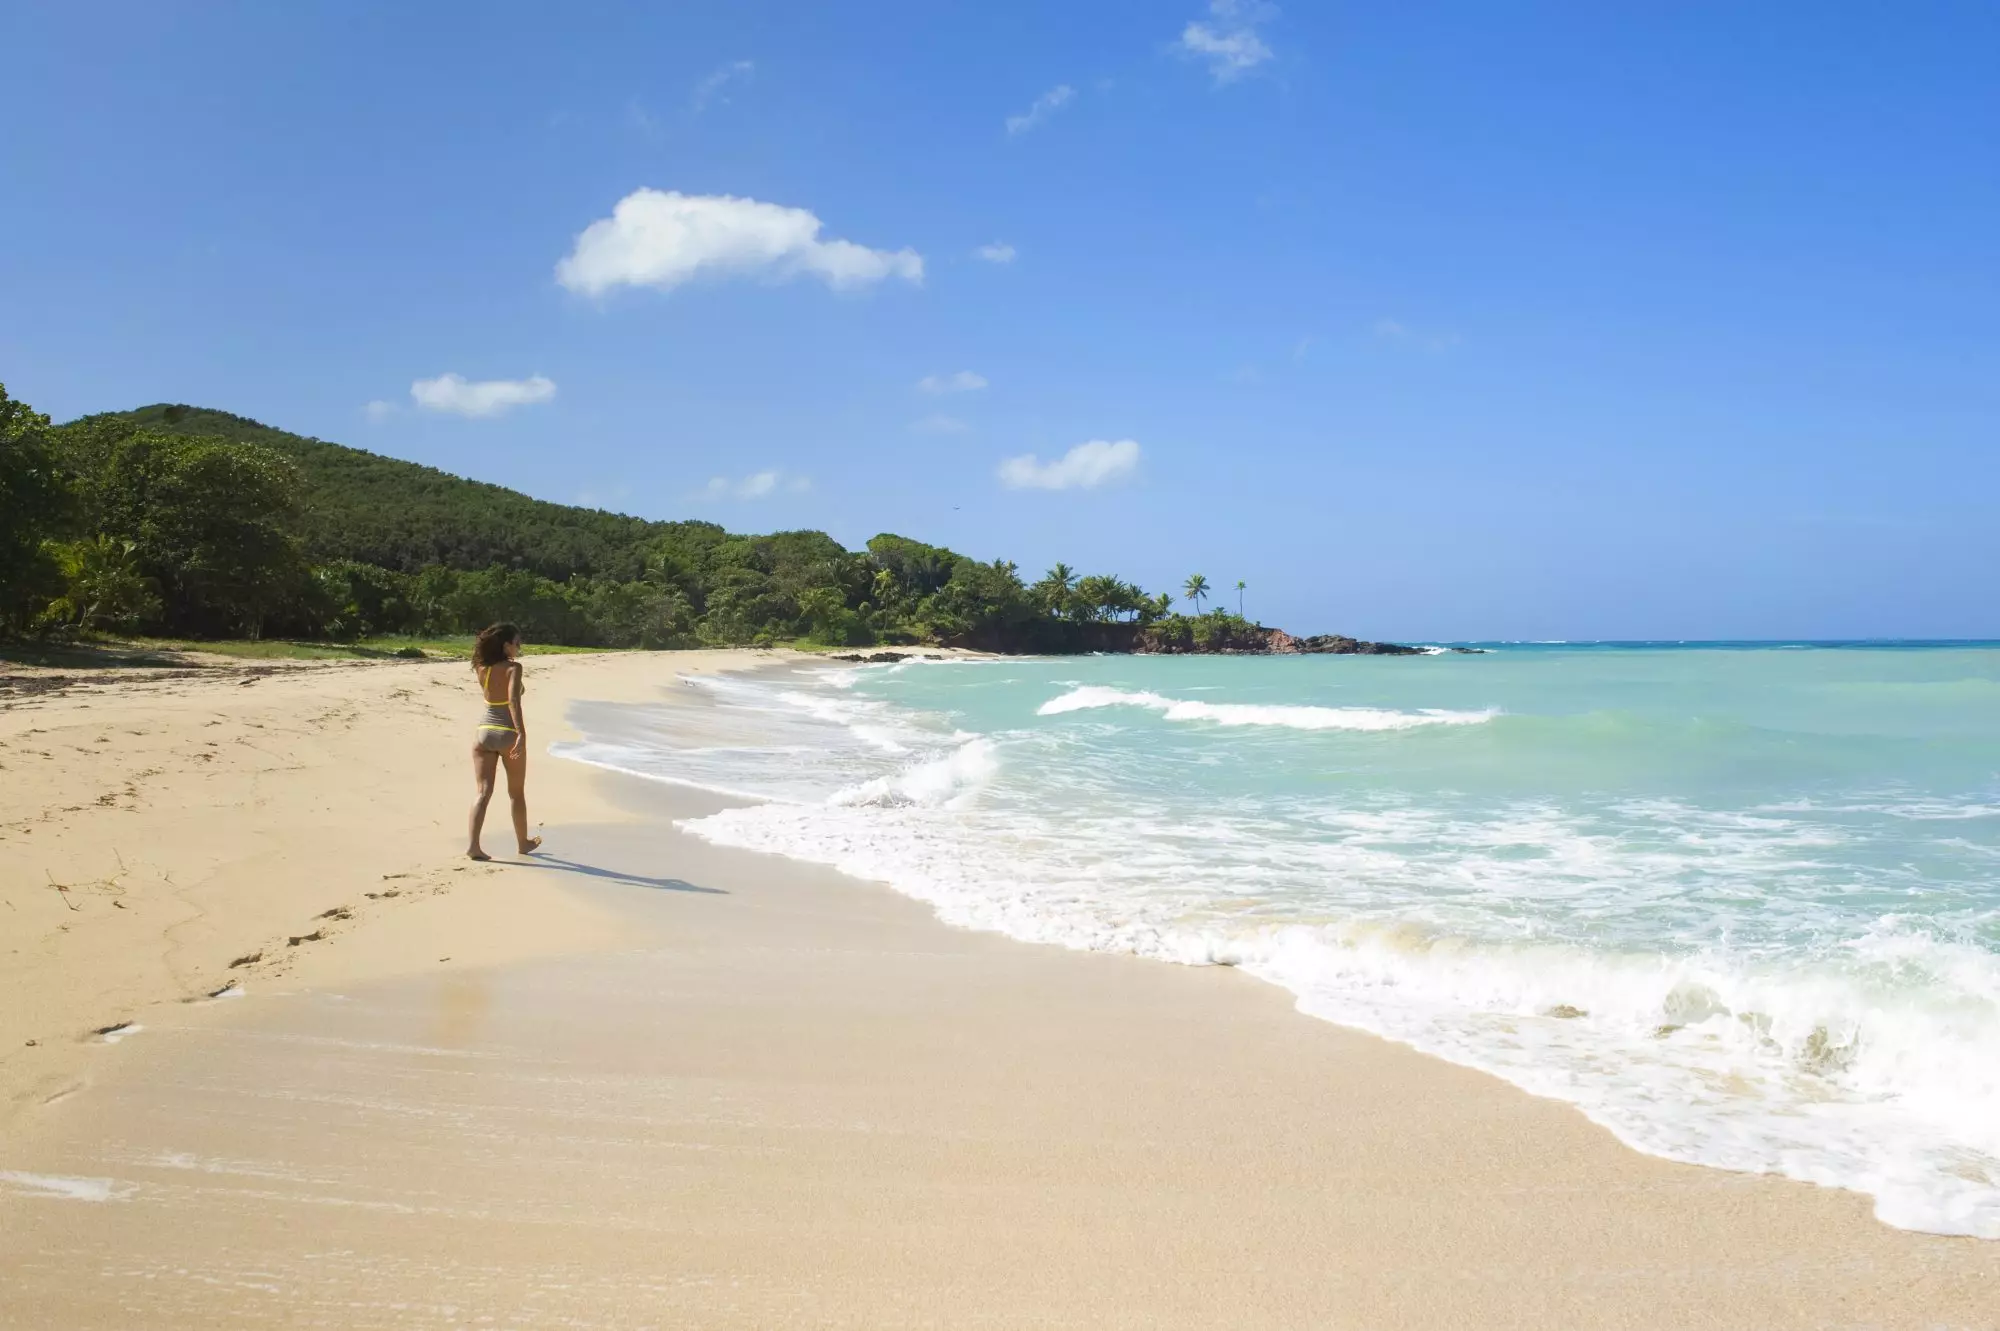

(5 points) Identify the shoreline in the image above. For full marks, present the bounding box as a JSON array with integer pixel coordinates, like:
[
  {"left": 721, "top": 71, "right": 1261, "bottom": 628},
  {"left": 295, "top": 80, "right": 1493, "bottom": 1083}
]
[{"left": 2, "top": 650, "right": 1995, "bottom": 1327}]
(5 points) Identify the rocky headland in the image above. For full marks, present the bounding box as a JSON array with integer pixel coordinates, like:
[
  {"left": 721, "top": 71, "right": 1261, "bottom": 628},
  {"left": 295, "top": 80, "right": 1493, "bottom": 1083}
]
[{"left": 838, "top": 628, "right": 1482, "bottom": 660}]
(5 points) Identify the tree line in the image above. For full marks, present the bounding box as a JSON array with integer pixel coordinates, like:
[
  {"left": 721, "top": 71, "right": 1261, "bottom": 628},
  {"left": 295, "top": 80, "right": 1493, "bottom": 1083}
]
[{"left": 0, "top": 386, "right": 1262, "bottom": 652}]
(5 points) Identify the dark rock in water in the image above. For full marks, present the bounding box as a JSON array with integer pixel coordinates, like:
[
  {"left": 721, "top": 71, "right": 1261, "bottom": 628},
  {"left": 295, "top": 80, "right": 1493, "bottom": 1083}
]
[
  {"left": 1448, "top": 646, "right": 1487, "bottom": 654},
  {"left": 830, "top": 651, "right": 912, "bottom": 664},
  {"left": 1262, "top": 630, "right": 1426, "bottom": 656}
]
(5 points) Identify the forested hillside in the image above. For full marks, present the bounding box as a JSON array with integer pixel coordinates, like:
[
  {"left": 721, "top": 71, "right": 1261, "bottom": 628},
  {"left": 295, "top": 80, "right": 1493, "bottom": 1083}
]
[
  {"left": 92, "top": 405, "right": 673, "bottom": 582},
  {"left": 1, "top": 385, "right": 1269, "bottom": 652}
]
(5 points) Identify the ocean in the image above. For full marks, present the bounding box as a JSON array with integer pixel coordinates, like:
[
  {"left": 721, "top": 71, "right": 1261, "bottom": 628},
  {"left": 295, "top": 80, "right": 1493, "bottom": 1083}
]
[{"left": 552, "top": 643, "right": 2000, "bottom": 1238}]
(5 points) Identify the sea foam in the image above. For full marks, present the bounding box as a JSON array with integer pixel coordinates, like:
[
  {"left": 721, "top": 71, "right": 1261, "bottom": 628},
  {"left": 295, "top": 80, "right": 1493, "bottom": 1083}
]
[{"left": 1036, "top": 685, "right": 1497, "bottom": 731}]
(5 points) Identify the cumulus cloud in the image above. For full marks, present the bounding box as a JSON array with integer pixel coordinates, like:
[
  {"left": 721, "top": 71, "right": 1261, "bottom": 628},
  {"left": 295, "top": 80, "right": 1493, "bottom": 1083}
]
[
  {"left": 410, "top": 373, "right": 557, "bottom": 418},
  {"left": 1177, "top": 0, "right": 1276, "bottom": 83},
  {"left": 701, "top": 469, "right": 810, "bottom": 500},
  {"left": 556, "top": 189, "right": 923, "bottom": 297},
  {"left": 998, "top": 439, "right": 1141, "bottom": 491},
  {"left": 911, "top": 414, "right": 970, "bottom": 435},
  {"left": 917, "top": 370, "right": 988, "bottom": 395},
  {"left": 1006, "top": 84, "right": 1074, "bottom": 135},
  {"left": 693, "top": 59, "right": 754, "bottom": 110},
  {"left": 363, "top": 399, "right": 398, "bottom": 421},
  {"left": 974, "top": 241, "right": 1017, "bottom": 264}
]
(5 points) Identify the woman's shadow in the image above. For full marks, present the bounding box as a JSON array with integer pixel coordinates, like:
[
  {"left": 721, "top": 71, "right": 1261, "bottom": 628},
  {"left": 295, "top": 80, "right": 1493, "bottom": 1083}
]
[{"left": 518, "top": 853, "right": 726, "bottom": 894}]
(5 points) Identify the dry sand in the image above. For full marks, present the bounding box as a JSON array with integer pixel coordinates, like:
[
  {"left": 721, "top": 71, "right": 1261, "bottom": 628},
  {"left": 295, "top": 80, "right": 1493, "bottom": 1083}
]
[{"left": 1, "top": 650, "right": 1994, "bottom": 1328}]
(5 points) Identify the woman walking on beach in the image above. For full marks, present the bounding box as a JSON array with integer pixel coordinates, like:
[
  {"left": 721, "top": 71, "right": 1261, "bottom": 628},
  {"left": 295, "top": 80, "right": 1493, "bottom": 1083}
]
[{"left": 467, "top": 622, "right": 542, "bottom": 860}]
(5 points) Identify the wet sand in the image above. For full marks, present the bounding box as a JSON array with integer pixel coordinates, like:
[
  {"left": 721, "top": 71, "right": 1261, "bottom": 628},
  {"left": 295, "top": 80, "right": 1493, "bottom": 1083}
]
[{"left": 1, "top": 655, "right": 1995, "bottom": 1328}]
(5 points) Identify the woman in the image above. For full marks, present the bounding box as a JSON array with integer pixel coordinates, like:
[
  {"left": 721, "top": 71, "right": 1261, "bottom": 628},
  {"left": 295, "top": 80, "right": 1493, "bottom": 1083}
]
[{"left": 467, "top": 622, "right": 542, "bottom": 860}]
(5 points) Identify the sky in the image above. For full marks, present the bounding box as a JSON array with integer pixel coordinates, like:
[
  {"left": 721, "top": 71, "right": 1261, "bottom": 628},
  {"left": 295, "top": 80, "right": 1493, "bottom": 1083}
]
[{"left": 2, "top": 1, "right": 1995, "bottom": 640}]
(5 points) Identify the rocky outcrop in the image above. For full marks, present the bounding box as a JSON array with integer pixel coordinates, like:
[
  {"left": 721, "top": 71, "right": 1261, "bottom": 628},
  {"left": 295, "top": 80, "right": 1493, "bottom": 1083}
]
[
  {"left": 1129, "top": 624, "right": 1431, "bottom": 656},
  {"left": 1260, "top": 629, "right": 1426, "bottom": 656},
  {"left": 926, "top": 623, "right": 1464, "bottom": 658},
  {"left": 829, "top": 651, "right": 950, "bottom": 664}
]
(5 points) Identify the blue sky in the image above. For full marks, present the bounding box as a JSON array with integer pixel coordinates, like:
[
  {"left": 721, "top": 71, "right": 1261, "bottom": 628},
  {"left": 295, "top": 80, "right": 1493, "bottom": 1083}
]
[{"left": 3, "top": 1, "right": 1995, "bottom": 640}]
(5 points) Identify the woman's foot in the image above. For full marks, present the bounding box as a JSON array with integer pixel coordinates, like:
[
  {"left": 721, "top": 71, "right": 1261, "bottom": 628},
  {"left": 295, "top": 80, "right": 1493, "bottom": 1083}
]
[
  {"left": 467, "top": 848, "right": 492, "bottom": 862},
  {"left": 517, "top": 836, "right": 543, "bottom": 855}
]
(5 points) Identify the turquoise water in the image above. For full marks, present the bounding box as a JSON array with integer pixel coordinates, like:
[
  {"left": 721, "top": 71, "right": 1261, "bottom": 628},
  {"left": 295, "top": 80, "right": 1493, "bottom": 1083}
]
[{"left": 555, "top": 645, "right": 2000, "bottom": 1236}]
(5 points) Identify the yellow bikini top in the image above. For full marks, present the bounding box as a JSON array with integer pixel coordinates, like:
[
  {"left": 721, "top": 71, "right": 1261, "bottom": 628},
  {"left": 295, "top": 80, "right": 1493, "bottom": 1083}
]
[{"left": 477, "top": 662, "right": 520, "bottom": 705}]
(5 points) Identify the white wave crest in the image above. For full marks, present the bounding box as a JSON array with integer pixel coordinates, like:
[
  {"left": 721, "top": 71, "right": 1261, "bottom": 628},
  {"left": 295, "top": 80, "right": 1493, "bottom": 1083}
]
[
  {"left": 831, "top": 737, "right": 997, "bottom": 809},
  {"left": 1037, "top": 685, "right": 1497, "bottom": 731}
]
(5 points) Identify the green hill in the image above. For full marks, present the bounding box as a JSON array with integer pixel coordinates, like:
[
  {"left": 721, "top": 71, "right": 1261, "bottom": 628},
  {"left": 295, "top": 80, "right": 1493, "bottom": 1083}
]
[{"left": 78, "top": 404, "right": 700, "bottom": 583}]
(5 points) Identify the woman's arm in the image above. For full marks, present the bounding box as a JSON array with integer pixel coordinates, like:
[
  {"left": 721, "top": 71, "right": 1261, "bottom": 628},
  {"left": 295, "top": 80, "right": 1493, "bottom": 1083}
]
[{"left": 507, "top": 663, "right": 526, "bottom": 756}]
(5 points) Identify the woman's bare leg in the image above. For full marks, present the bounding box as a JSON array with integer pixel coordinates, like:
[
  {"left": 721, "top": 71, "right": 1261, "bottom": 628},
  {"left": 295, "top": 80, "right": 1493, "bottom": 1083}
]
[
  {"left": 502, "top": 748, "right": 539, "bottom": 853},
  {"left": 467, "top": 748, "right": 500, "bottom": 859}
]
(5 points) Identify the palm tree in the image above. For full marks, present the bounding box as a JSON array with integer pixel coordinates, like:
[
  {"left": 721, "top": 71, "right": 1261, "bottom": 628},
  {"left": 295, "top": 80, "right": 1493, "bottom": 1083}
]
[
  {"left": 1183, "top": 573, "right": 1210, "bottom": 613},
  {"left": 1074, "top": 574, "right": 1119, "bottom": 624},
  {"left": 1235, "top": 580, "right": 1247, "bottom": 618},
  {"left": 1033, "top": 562, "right": 1079, "bottom": 618},
  {"left": 1114, "top": 580, "right": 1147, "bottom": 622}
]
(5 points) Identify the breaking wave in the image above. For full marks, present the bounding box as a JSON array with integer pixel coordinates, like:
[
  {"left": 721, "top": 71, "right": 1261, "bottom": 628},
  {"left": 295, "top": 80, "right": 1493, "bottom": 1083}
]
[{"left": 1036, "top": 685, "right": 1498, "bottom": 731}]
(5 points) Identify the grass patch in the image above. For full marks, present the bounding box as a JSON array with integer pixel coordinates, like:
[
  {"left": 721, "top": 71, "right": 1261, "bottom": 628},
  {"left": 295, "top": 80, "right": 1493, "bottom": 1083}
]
[
  {"left": 1, "top": 634, "right": 614, "bottom": 668},
  {"left": 0, "top": 639, "right": 190, "bottom": 669},
  {"left": 139, "top": 638, "right": 396, "bottom": 661},
  {"left": 351, "top": 636, "right": 609, "bottom": 659}
]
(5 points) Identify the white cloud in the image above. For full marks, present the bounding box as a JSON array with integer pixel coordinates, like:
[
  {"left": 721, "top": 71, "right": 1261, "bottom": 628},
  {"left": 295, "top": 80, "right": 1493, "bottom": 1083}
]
[
  {"left": 693, "top": 60, "right": 754, "bottom": 111},
  {"left": 363, "top": 399, "right": 398, "bottom": 421},
  {"left": 556, "top": 189, "right": 923, "bottom": 297},
  {"left": 1374, "top": 319, "right": 1460, "bottom": 352},
  {"left": 917, "top": 370, "right": 988, "bottom": 395},
  {"left": 911, "top": 414, "right": 971, "bottom": 435},
  {"left": 1006, "top": 84, "right": 1075, "bottom": 135},
  {"left": 1177, "top": 0, "right": 1276, "bottom": 84},
  {"left": 701, "top": 469, "right": 810, "bottom": 500},
  {"left": 410, "top": 373, "right": 557, "bottom": 418},
  {"left": 974, "top": 242, "right": 1017, "bottom": 264},
  {"left": 998, "top": 439, "right": 1141, "bottom": 491}
]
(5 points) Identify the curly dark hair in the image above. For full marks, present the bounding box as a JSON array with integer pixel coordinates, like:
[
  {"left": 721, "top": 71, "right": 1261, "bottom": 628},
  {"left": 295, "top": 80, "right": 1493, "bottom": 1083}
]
[{"left": 472, "top": 622, "right": 521, "bottom": 669}]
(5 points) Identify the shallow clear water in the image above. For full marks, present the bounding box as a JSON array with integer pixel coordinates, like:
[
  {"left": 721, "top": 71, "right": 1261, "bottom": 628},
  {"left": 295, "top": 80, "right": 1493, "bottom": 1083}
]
[{"left": 554, "top": 645, "right": 2000, "bottom": 1237}]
